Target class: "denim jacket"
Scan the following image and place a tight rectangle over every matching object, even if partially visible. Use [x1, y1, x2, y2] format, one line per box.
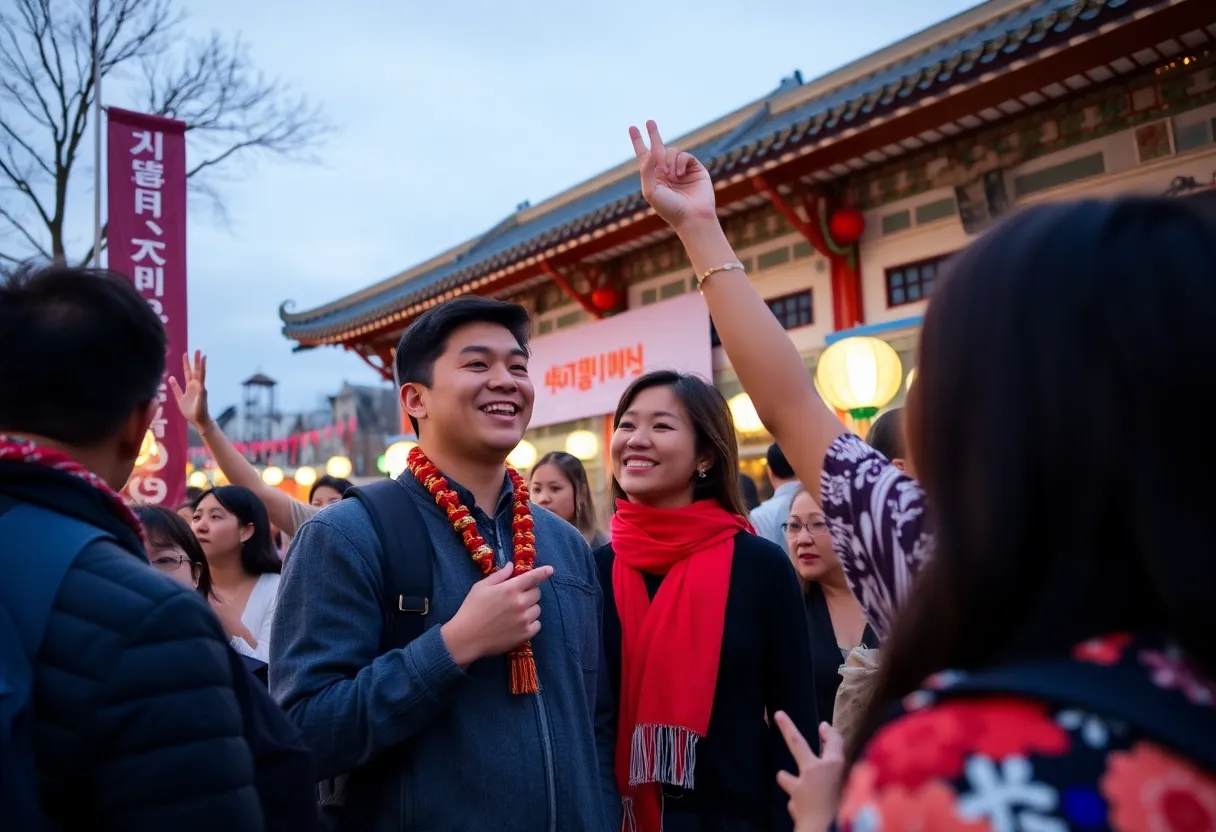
[270, 472, 620, 832]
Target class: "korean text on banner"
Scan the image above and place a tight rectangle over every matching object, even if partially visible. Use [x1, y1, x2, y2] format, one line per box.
[107, 107, 188, 507]
[529, 291, 713, 429]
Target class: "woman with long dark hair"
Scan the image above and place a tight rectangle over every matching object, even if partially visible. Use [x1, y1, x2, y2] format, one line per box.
[134, 503, 213, 598]
[596, 370, 818, 831]
[192, 485, 282, 663]
[528, 450, 607, 546]
[629, 121, 1216, 829]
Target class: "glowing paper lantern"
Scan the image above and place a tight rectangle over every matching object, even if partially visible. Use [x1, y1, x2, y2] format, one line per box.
[262, 466, 285, 486]
[187, 470, 210, 490]
[565, 430, 599, 461]
[727, 393, 764, 434]
[506, 440, 538, 470]
[294, 466, 318, 487]
[376, 454, 388, 474]
[135, 430, 159, 466]
[326, 456, 353, 479]
[815, 336, 904, 422]
[384, 441, 416, 478]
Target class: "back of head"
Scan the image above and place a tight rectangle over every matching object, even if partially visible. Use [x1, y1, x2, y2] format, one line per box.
[866, 409, 905, 462]
[0, 264, 165, 446]
[738, 473, 760, 511]
[765, 443, 795, 481]
[868, 198, 1216, 748]
[394, 296, 531, 435]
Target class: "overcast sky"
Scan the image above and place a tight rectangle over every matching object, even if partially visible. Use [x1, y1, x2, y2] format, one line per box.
[61, 0, 979, 414]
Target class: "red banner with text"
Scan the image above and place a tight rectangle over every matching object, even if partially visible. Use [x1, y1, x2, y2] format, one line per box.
[107, 107, 188, 508]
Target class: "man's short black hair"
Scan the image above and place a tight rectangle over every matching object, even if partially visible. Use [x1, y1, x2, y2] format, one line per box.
[867, 407, 905, 462]
[0, 263, 166, 447]
[766, 442, 795, 480]
[394, 296, 531, 434]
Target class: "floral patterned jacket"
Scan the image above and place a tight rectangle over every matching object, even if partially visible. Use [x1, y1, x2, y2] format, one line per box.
[838, 633, 1216, 831]
[819, 436, 1216, 829]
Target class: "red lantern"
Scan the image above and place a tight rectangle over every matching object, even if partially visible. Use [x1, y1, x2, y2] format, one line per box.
[590, 287, 619, 311]
[828, 208, 865, 246]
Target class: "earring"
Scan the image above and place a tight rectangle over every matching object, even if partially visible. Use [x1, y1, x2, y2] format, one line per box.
[697, 468, 707, 478]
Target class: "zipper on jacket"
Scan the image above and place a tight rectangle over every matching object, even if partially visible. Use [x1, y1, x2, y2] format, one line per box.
[494, 536, 558, 832]
[535, 687, 558, 832]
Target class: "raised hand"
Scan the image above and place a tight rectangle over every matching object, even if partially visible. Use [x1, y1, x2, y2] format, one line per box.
[629, 120, 717, 232]
[775, 712, 845, 832]
[169, 351, 211, 429]
[440, 564, 554, 668]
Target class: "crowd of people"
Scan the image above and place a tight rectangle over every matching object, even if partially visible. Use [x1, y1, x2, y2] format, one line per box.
[2, 120, 1215, 832]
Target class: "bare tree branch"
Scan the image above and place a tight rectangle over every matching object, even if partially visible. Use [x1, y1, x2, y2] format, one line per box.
[0, 0, 328, 264]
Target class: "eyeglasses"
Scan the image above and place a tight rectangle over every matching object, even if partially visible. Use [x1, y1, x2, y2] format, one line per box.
[150, 552, 190, 572]
[782, 520, 829, 537]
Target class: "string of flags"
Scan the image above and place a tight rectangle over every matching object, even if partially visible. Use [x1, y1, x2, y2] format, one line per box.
[188, 415, 358, 462]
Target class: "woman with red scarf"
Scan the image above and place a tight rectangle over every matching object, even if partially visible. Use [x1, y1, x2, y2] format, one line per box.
[595, 369, 820, 832]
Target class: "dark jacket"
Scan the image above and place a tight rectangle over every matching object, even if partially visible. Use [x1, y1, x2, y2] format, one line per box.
[271, 472, 619, 832]
[596, 531, 820, 832]
[0, 460, 265, 832]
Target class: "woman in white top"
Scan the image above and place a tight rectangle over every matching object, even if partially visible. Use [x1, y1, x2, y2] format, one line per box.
[191, 485, 282, 663]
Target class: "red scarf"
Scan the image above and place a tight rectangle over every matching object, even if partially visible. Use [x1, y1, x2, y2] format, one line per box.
[610, 498, 751, 832]
[0, 435, 145, 546]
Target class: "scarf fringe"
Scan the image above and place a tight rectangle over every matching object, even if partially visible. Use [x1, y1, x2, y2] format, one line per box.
[628, 723, 700, 789]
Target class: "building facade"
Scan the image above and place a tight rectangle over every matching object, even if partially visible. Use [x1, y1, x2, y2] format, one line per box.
[280, 0, 1216, 514]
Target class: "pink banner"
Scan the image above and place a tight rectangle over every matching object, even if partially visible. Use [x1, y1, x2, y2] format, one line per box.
[107, 107, 189, 508]
[528, 290, 713, 428]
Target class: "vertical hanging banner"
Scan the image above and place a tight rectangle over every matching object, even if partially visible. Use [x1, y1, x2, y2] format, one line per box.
[107, 107, 189, 507]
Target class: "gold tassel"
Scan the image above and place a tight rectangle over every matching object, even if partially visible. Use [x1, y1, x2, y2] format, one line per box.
[509, 644, 539, 695]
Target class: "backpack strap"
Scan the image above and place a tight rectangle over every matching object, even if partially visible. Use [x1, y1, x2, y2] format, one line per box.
[931, 655, 1216, 771]
[324, 480, 435, 831]
[344, 479, 434, 652]
[0, 500, 114, 658]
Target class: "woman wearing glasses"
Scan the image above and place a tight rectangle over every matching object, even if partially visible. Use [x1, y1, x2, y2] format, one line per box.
[784, 489, 876, 727]
[134, 504, 214, 598]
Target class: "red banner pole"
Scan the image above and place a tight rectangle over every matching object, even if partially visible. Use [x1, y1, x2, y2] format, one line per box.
[108, 107, 189, 507]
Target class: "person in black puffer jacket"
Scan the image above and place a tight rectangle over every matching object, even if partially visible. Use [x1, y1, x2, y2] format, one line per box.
[0, 263, 264, 831]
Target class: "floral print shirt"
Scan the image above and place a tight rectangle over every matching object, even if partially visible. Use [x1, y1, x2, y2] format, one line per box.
[838, 634, 1216, 831]
[819, 433, 932, 641]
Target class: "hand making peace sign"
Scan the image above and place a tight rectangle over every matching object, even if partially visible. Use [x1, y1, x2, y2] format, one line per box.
[629, 120, 718, 232]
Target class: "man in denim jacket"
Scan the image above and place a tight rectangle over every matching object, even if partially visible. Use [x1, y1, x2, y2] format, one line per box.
[271, 298, 619, 831]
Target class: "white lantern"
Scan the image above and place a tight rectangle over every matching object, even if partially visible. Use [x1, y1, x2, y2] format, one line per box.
[815, 336, 904, 421]
[294, 466, 318, 487]
[507, 440, 538, 470]
[384, 441, 416, 478]
[261, 466, 285, 486]
[187, 470, 210, 490]
[326, 456, 353, 479]
[727, 393, 764, 434]
[565, 430, 599, 461]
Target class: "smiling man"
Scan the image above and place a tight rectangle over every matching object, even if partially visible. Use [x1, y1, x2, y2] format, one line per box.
[270, 297, 619, 831]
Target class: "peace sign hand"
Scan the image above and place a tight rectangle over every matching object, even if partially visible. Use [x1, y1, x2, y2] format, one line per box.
[774, 712, 845, 832]
[629, 120, 717, 232]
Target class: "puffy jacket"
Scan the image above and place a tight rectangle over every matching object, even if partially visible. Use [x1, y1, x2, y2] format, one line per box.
[2, 462, 265, 831]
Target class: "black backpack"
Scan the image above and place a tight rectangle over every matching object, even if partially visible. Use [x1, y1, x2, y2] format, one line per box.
[0, 501, 112, 832]
[318, 479, 434, 831]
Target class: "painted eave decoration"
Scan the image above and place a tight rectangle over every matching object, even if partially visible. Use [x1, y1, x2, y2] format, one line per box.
[280, 0, 1145, 345]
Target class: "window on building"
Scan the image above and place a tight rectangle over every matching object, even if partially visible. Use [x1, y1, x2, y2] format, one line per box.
[886, 254, 949, 307]
[710, 289, 813, 347]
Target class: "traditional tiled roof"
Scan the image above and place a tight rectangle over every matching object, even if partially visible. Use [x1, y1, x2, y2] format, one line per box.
[281, 0, 1145, 344]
